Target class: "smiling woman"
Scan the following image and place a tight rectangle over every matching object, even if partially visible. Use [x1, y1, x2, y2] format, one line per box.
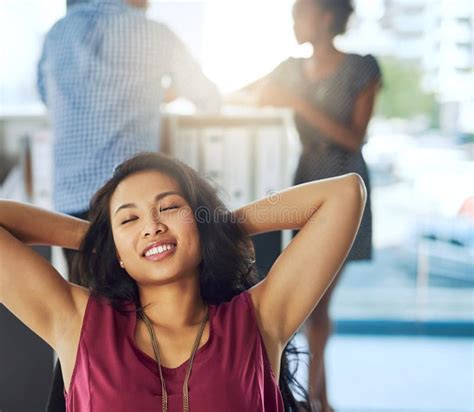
[109, 172, 203, 294]
[0, 152, 366, 411]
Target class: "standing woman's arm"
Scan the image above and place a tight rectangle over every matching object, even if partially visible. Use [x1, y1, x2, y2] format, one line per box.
[292, 79, 380, 152]
[0, 201, 89, 349]
[257, 79, 380, 153]
[234, 174, 366, 347]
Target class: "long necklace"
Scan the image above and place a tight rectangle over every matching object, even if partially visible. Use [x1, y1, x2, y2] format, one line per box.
[139, 307, 209, 412]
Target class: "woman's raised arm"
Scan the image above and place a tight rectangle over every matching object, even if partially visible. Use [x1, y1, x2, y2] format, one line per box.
[0, 200, 88, 248]
[233, 174, 366, 347]
[0, 200, 89, 350]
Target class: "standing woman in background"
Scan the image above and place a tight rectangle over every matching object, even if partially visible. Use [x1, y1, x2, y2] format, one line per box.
[237, 0, 382, 410]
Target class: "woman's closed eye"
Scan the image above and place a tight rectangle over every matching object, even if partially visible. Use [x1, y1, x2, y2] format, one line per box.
[120, 206, 180, 224]
[121, 216, 138, 225]
[160, 205, 180, 212]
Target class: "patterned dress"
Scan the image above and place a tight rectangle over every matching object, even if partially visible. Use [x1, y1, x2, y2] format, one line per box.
[271, 54, 382, 261]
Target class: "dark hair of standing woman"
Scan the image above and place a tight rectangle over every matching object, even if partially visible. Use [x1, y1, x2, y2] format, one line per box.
[312, 0, 354, 35]
[72, 152, 313, 411]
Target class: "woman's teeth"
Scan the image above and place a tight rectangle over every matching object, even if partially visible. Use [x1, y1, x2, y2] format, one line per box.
[144, 244, 176, 257]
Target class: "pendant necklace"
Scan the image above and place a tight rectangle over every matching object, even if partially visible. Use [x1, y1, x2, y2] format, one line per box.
[139, 307, 209, 412]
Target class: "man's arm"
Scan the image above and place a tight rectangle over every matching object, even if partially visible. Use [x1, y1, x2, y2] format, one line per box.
[37, 41, 48, 104]
[161, 25, 222, 112]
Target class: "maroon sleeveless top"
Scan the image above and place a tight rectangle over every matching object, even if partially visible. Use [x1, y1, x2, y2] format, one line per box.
[65, 291, 284, 411]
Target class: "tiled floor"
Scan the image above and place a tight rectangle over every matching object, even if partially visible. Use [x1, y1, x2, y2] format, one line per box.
[291, 333, 474, 412]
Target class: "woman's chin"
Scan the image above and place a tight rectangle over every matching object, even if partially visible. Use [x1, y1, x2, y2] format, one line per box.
[136, 268, 196, 287]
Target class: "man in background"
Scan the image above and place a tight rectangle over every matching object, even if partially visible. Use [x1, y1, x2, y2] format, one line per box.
[37, 0, 220, 410]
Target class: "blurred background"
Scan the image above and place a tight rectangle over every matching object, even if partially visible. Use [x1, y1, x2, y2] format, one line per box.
[0, 0, 473, 411]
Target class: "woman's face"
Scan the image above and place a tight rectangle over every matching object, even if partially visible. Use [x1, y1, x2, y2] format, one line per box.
[109, 170, 202, 286]
[292, 0, 332, 44]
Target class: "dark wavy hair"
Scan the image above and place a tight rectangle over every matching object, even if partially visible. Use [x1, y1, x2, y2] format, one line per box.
[313, 0, 354, 35]
[73, 152, 313, 411]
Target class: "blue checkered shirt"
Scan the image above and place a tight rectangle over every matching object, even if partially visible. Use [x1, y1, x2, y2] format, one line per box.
[38, 0, 220, 214]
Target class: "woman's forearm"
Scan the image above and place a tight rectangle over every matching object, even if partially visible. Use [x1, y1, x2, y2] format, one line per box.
[233, 173, 366, 236]
[294, 99, 362, 153]
[0, 200, 88, 249]
[256, 81, 373, 153]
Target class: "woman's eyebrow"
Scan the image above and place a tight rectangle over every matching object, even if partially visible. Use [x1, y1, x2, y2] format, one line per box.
[113, 191, 182, 216]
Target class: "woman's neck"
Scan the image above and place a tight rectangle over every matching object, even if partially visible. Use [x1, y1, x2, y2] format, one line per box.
[311, 38, 339, 62]
[138, 277, 206, 328]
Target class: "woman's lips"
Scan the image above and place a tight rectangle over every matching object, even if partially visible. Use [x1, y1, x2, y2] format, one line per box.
[142, 239, 177, 256]
[143, 245, 177, 262]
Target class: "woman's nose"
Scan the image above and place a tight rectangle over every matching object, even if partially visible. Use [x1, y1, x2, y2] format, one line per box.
[142, 210, 167, 237]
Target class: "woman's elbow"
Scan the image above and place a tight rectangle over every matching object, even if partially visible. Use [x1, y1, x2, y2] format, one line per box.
[343, 173, 367, 207]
